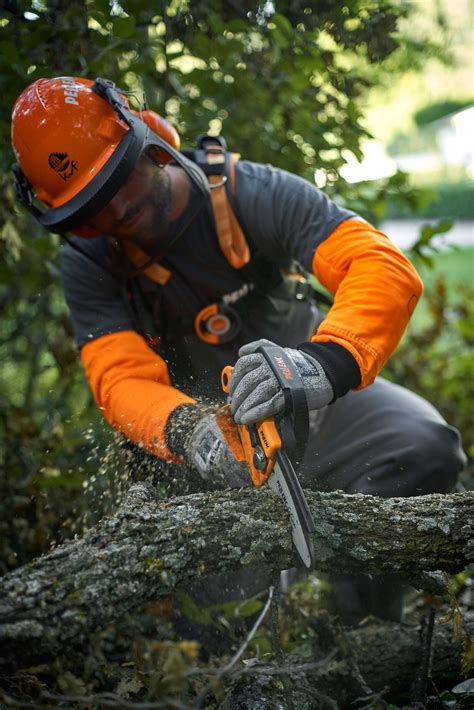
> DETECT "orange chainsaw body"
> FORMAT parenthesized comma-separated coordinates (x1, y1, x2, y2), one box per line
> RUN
(221, 365, 282, 486)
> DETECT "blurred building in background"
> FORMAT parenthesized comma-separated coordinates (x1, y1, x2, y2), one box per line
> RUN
(338, 0, 473, 248)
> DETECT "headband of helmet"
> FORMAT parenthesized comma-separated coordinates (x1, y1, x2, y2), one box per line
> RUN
(12, 77, 209, 234)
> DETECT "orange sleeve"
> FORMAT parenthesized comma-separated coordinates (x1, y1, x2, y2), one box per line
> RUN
(80, 330, 195, 462)
(312, 219, 423, 388)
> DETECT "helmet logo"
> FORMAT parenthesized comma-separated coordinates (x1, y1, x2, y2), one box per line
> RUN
(49, 152, 78, 182)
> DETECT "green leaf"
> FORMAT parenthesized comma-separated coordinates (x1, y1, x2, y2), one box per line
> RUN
(434, 218, 454, 234)
(175, 591, 213, 626)
(112, 16, 136, 38)
(211, 597, 264, 620)
(417, 219, 454, 247)
(272, 14, 294, 38)
(0, 41, 18, 63)
(88, 10, 108, 27)
(57, 671, 88, 696)
(93, 0, 112, 15)
(227, 19, 248, 33)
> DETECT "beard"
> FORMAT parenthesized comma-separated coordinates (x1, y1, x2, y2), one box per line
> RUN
(148, 165, 172, 233)
(119, 165, 172, 247)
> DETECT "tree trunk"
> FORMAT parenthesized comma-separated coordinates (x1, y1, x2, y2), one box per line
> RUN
(0, 484, 472, 666)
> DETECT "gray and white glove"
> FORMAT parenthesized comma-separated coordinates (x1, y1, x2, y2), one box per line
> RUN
(187, 408, 251, 489)
(228, 339, 334, 425)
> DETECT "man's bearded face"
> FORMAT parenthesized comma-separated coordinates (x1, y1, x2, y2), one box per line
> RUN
(84, 154, 172, 243)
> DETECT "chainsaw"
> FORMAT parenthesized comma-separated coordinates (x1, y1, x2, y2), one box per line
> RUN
(221, 344, 316, 569)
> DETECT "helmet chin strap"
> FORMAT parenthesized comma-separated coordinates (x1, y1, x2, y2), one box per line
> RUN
(12, 163, 43, 221)
(62, 176, 206, 283)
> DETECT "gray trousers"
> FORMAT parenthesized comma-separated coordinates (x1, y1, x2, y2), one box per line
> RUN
(175, 377, 466, 621)
(300, 376, 465, 497)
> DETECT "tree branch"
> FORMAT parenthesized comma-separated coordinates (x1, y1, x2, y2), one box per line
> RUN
(0, 484, 472, 666)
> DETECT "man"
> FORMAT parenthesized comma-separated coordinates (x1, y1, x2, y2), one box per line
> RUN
(11, 76, 465, 626)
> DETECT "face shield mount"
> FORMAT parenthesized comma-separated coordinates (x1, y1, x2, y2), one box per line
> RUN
(12, 77, 210, 235)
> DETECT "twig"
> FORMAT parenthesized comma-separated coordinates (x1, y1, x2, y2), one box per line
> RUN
(219, 584, 274, 676)
(190, 582, 337, 708)
(269, 570, 294, 710)
(193, 649, 338, 708)
(269, 572, 284, 664)
(182, 647, 338, 680)
(350, 655, 374, 698)
(337, 622, 376, 702)
(193, 585, 275, 708)
(234, 649, 338, 677)
(352, 685, 390, 709)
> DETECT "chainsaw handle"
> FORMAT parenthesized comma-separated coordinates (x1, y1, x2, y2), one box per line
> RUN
(221, 348, 308, 467)
(256, 345, 309, 466)
(220, 365, 281, 486)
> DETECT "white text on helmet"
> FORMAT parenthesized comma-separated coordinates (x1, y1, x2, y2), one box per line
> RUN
(61, 77, 79, 106)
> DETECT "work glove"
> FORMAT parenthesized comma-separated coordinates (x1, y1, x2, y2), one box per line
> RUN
(187, 406, 252, 489)
(228, 339, 334, 425)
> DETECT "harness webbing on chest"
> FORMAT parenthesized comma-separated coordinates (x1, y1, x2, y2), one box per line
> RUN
(123, 241, 172, 285)
(123, 136, 251, 279)
(122, 136, 328, 346)
(205, 143, 250, 269)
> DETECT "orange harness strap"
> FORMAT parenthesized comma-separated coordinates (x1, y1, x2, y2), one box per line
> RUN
(122, 241, 171, 285)
(123, 149, 250, 283)
(209, 151, 250, 270)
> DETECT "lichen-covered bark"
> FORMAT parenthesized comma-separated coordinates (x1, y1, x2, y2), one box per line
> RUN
(316, 615, 470, 704)
(225, 612, 474, 708)
(0, 484, 472, 666)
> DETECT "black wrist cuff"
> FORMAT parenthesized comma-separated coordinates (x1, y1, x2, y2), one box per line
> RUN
(297, 341, 361, 400)
(165, 403, 205, 458)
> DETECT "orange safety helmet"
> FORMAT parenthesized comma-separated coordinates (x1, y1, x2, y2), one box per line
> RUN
(11, 77, 208, 234)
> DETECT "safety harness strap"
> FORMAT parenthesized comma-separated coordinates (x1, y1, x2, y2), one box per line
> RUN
(122, 137, 330, 347)
(122, 241, 171, 285)
(123, 140, 250, 277)
(208, 150, 250, 269)
(257, 344, 310, 467)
